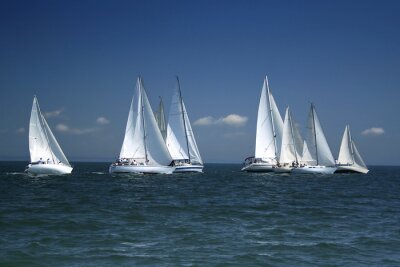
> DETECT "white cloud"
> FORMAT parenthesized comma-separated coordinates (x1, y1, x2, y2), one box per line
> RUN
(216, 114, 248, 127)
(193, 116, 214, 126)
(96, 117, 110, 125)
(56, 123, 98, 135)
(16, 127, 25, 134)
(362, 127, 384, 136)
(44, 108, 63, 118)
(194, 114, 248, 127)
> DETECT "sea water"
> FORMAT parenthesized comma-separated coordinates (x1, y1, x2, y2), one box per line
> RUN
(1, 162, 399, 266)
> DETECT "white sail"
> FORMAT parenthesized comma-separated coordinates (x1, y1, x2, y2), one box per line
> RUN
(182, 101, 203, 164)
(119, 85, 145, 159)
(166, 124, 189, 159)
(338, 125, 367, 168)
(338, 125, 353, 165)
(279, 107, 302, 164)
(352, 141, 367, 168)
(154, 97, 167, 140)
(29, 96, 70, 166)
(166, 77, 203, 164)
(254, 76, 283, 161)
(119, 77, 172, 166)
(305, 104, 335, 166)
(300, 140, 315, 165)
(42, 117, 70, 166)
(269, 86, 284, 157)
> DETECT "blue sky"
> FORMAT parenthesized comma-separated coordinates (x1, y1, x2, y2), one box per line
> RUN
(0, 0, 399, 164)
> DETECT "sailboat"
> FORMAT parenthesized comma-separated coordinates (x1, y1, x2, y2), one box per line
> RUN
(292, 104, 337, 174)
(25, 96, 73, 175)
(109, 77, 175, 174)
(336, 125, 369, 174)
(274, 107, 303, 173)
(166, 77, 203, 173)
(241, 76, 283, 172)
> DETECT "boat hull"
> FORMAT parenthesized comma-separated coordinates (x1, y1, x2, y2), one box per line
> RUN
(25, 164, 73, 175)
(174, 165, 203, 173)
(335, 165, 369, 174)
(273, 166, 293, 173)
(292, 166, 337, 174)
(109, 165, 175, 174)
(241, 163, 274, 172)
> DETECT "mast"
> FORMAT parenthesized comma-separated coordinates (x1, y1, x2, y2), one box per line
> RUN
(311, 103, 318, 165)
(35, 96, 56, 164)
(288, 108, 299, 164)
(266, 76, 278, 163)
(139, 77, 148, 163)
(177, 76, 191, 163)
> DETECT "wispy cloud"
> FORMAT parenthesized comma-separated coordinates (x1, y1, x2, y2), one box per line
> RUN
(194, 114, 248, 127)
(56, 123, 98, 135)
(362, 127, 384, 136)
(44, 108, 64, 118)
(216, 114, 248, 127)
(193, 116, 214, 126)
(16, 127, 25, 134)
(96, 117, 110, 125)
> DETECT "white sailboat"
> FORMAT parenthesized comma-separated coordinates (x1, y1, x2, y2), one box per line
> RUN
(242, 76, 283, 172)
(166, 77, 203, 173)
(336, 125, 369, 174)
(293, 104, 337, 174)
(109, 77, 175, 174)
(25, 96, 73, 175)
(274, 107, 303, 173)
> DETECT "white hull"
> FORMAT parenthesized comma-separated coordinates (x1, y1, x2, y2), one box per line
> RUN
(273, 166, 293, 173)
(335, 165, 369, 174)
(109, 164, 175, 174)
(241, 163, 274, 172)
(292, 165, 337, 174)
(174, 165, 203, 173)
(25, 164, 73, 175)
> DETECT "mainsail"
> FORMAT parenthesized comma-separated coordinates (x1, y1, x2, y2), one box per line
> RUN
(254, 76, 283, 161)
(29, 96, 70, 166)
(166, 77, 203, 165)
(119, 77, 172, 166)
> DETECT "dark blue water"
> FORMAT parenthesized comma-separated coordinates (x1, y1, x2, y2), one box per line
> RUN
(1, 162, 399, 266)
